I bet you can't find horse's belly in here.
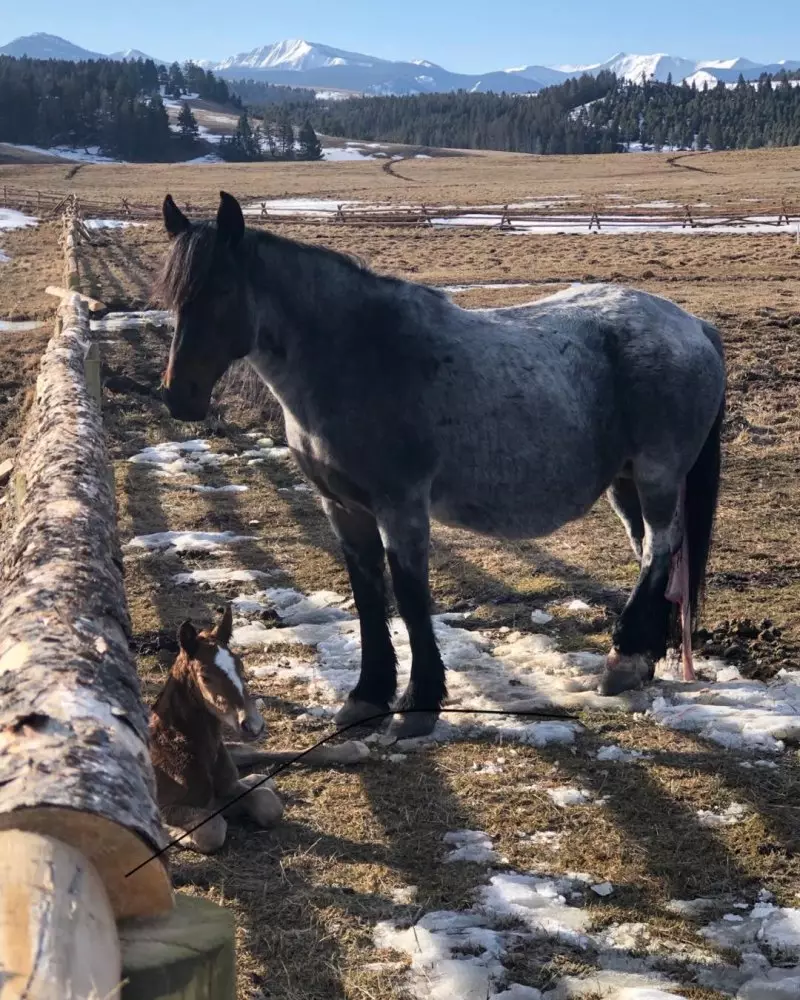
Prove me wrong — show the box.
[430,482,601,540]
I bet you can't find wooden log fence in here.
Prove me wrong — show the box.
[0,183,796,233]
[0,205,237,998]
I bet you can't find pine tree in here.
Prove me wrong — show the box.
[298,120,323,160]
[277,108,295,158]
[166,62,186,99]
[177,101,200,146]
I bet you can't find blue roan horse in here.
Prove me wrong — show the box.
[159,191,726,739]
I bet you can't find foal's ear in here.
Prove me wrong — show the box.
[163,194,191,239]
[213,604,233,647]
[178,620,198,656]
[216,191,245,247]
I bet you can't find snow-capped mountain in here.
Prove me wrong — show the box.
[109,48,167,65]
[1,33,799,97]
[207,39,387,73]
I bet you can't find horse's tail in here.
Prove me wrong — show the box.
[685,328,725,628]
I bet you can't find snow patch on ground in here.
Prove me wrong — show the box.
[0,208,37,231]
[83,218,147,230]
[90,310,173,333]
[128,438,235,478]
[545,786,598,807]
[596,745,649,763]
[695,802,749,828]
[4,143,120,163]
[0,319,45,331]
[126,530,255,554]
[443,830,501,865]
[649,665,800,752]
[174,567,274,586]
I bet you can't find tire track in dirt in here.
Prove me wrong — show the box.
[666,151,717,174]
[382,157,417,182]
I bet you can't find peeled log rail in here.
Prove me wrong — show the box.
[0,294,172,995]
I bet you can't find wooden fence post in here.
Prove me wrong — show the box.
[682,205,695,229]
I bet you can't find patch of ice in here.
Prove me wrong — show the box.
[702,901,800,961]
[91,310,173,333]
[565,599,593,612]
[126,530,254,554]
[174,567,273,585]
[240,446,291,461]
[546,786,595,807]
[696,802,749,828]
[596,745,648,763]
[184,483,249,493]
[0,250,9,263]
[648,667,800,752]
[592,882,615,897]
[233,587,353,625]
[83,218,146,230]
[128,438,233,478]
[444,830,500,865]
[531,610,554,625]
[490,987,541,1000]
[0,208,37,231]
[0,319,45,331]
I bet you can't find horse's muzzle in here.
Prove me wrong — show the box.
[162,385,209,423]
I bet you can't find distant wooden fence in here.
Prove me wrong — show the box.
[1,184,797,232]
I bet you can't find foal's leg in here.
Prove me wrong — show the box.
[599,474,681,696]
[162,804,228,855]
[377,501,446,740]
[323,500,398,729]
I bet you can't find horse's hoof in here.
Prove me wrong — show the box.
[387,710,440,741]
[334,698,390,731]
[598,652,652,696]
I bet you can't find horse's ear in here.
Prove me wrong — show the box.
[178,620,198,655]
[216,191,245,246]
[163,194,190,238]
[213,604,233,647]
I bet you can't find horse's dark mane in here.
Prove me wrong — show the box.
[158,220,444,310]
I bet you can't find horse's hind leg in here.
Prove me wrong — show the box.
[378,500,446,740]
[323,501,398,730]
[599,474,681,696]
[606,473,644,561]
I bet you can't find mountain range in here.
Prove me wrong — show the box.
[2,33,799,97]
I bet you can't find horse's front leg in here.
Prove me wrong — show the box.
[377,497,446,740]
[323,500,398,730]
[600,479,681,695]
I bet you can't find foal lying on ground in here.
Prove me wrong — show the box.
[150,606,369,854]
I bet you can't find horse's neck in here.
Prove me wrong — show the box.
[152,673,221,745]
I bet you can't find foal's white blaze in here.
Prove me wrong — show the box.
[214,647,244,697]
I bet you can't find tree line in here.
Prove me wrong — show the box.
[0,54,323,162]
[300,71,800,154]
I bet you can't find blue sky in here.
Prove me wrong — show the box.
[3,0,798,68]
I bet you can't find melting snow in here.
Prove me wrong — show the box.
[443,830,500,865]
[90,310,173,333]
[83,218,146,230]
[126,530,255,554]
[174,567,274,586]
[184,483,249,493]
[128,439,233,477]
[546,786,597,807]
[695,802,749,828]
[596,745,648,763]
[0,208,37,231]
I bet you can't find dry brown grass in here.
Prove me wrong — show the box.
[2,145,800,213]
